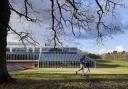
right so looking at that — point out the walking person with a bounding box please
[76,55,90,75]
[76,55,86,75]
[84,57,91,73]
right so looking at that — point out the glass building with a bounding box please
[6,42,95,68]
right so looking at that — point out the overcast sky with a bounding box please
[8,0,128,54]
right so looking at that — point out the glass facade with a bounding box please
[6,47,95,68]
[39,52,81,68]
[41,48,49,52]
[69,48,77,52]
[63,48,69,52]
[28,48,33,52]
[7,53,39,60]
[34,48,40,52]
[12,48,27,52]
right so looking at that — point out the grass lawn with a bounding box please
[0,59,128,89]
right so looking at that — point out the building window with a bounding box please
[49,48,62,52]
[69,48,77,52]
[42,48,49,52]
[63,48,69,52]
[35,48,40,52]
[28,48,33,52]
[12,48,27,52]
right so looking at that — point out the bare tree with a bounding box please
[0,0,122,83]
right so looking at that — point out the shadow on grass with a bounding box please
[1,74,127,89]
[96,63,120,68]
[96,60,121,68]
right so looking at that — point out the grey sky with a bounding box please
[8,0,128,53]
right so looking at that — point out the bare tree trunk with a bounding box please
[0,0,16,84]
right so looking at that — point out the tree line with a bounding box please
[101,51,128,61]
[80,51,128,61]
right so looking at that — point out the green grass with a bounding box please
[1,73,128,89]
[96,59,128,68]
[0,59,128,89]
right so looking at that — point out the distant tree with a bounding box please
[0,0,123,83]
[113,51,118,54]
[107,52,111,55]
[87,53,101,59]
[80,51,88,55]
[122,51,126,54]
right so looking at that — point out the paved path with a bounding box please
[7,65,26,72]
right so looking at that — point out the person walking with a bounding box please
[76,55,90,75]
[76,55,86,75]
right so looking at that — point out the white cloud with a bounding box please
[99,48,113,54]
[8,0,128,50]
[115,45,127,52]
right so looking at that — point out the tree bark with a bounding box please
[0,0,16,84]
